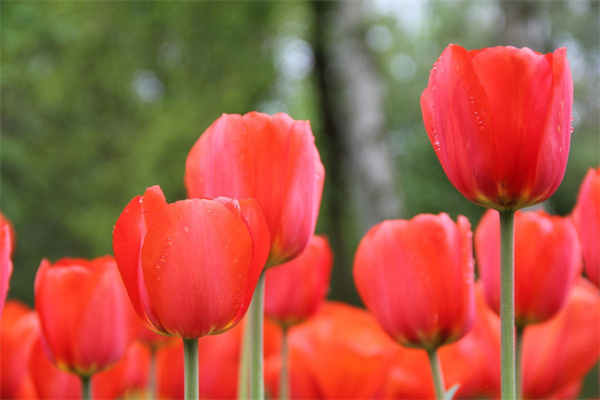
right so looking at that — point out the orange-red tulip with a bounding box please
[0,212,14,315]
[113,185,270,338]
[34,256,140,376]
[572,167,600,287]
[0,301,39,399]
[265,235,333,327]
[185,112,325,267]
[522,278,600,399]
[476,209,582,326]
[265,302,411,399]
[354,213,475,350]
[421,45,573,211]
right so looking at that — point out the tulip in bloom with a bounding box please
[476,209,582,326]
[34,256,140,377]
[265,235,333,327]
[354,213,475,350]
[572,167,600,287]
[185,112,324,267]
[113,185,270,338]
[421,44,573,211]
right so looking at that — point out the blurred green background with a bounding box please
[1,0,598,396]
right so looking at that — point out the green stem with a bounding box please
[249,272,266,400]
[279,326,289,400]
[183,338,199,400]
[238,317,251,400]
[80,375,92,400]
[149,347,157,400]
[427,349,445,400]
[516,326,525,400]
[500,210,516,400]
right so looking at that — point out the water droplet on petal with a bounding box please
[234,257,239,263]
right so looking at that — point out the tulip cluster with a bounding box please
[1,43,598,400]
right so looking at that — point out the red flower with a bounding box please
[185,112,325,267]
[28,337,80,400]
[113,185,270,338]
[353,213,475,350]
[265,235,333,327]
[522,278,600,399]
[572,167,600,287]
[34,256,140,376]
[421,45,573,211]
[476,209,582,326]
[0,212,15,316]
[265,302,404,399]
[0,301,39,399]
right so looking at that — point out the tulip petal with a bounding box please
[141,199,256,338]
[113,186,167,332]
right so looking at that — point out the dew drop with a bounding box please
[183,226,189,233]
[559,146,563,153]
[456,64,461,71]
[138,198,143,204]
[156,275,161,280]
[557,125,561,133]
[233,257,239,263]
[154,263,161,270]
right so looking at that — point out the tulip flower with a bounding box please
[185,111,324,268]
[421,44,575,399]
[34,256,140,398]
[421,45,573,212]
[522,278,600,399]
[572,167,600,287]
[265,302,404,399]
[113,185,270,400]
[0,212,15,316]
[354,213,475,399]
[185,111,325,399]
[476,209,582,326]
[0,301,40,399]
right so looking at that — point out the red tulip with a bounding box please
[113,185,270,338]
[185,112,325,267]
[0,301,39,399]
[572,167,600,287]
[522,278,600,399]
[265,302,410,399]
[0,213,14,316]
[476,209,582,326]
[353,213,475,350]
[265,235,333,327]
[34,256,140,376]
[421,45,573,211]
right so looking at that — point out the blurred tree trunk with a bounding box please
[311,0,401,303]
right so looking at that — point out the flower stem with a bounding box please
[149,347,157,400]
[249,272,266,400]
[280,326,289,400]
[500,210,516,400]
[183,338,199,400]
[80,375,92,400]
[516,326,525,399]
[238,317,251,400]
[427,349,445,400]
